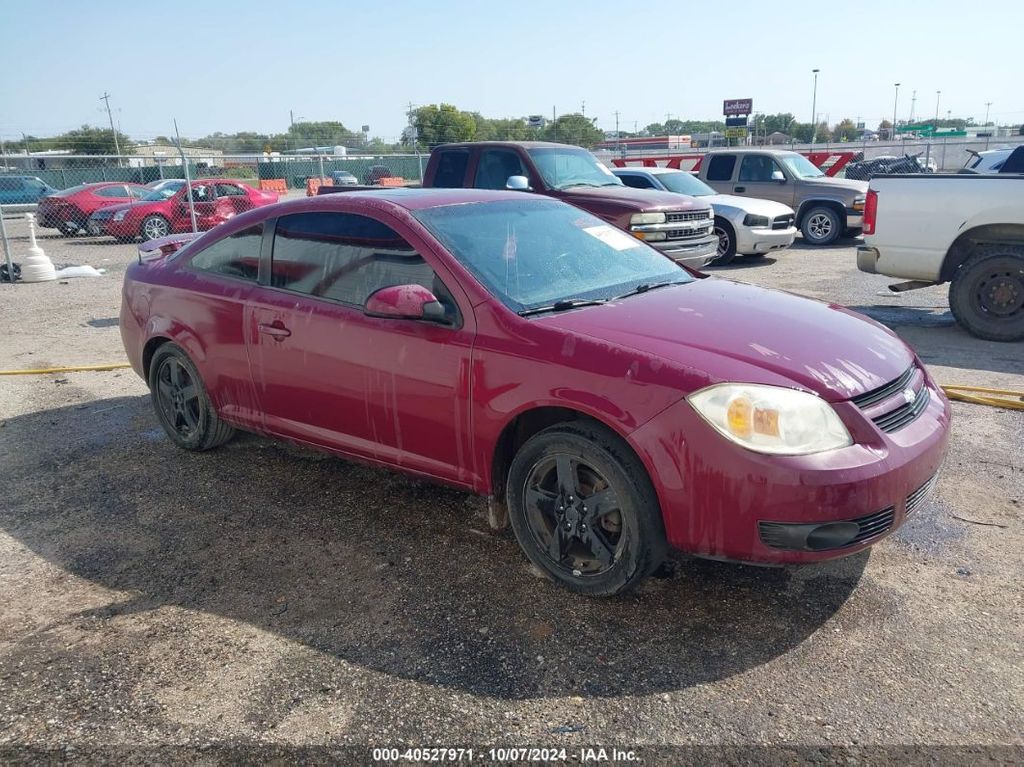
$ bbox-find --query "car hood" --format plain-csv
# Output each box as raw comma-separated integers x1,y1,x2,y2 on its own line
800,176,868,196
559,185,710,212
703,194,794,218
536,278,912,402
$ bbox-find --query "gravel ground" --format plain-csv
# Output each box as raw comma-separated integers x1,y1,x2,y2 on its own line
0,218,1021,761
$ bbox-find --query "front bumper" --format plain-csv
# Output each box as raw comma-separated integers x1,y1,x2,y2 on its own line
650,234,719,268
737,225,797,255
628,374,951,565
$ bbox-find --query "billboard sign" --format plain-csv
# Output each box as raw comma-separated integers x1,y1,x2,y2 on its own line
724,127,748,138
723,98,753,116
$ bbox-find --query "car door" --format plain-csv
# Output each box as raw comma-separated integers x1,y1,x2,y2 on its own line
244,209,476,484
702,154,738,194
215,182,254,218
473,148,532,190
186,182,221,230
734,154,795,206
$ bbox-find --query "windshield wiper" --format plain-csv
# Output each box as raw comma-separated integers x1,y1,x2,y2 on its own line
555,182,602,190
613,280,687,301
518,298,607,316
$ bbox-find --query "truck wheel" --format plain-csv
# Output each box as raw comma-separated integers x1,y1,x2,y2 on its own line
710,218,737,266
800,206,841,246
948,244,1024,342
505,421,667,596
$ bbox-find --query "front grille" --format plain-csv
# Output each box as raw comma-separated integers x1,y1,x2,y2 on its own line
851,366,915,408
666,210,709,224
850,506,896,544
905,474,938,516
665,226,713,241
872,386,930,433
772,214,795,230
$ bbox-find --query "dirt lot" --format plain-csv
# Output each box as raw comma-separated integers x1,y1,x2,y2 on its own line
0,217,1021,761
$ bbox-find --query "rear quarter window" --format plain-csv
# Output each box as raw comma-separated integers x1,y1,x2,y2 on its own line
705,155,737,181
432,150,470,188
187,224,263,281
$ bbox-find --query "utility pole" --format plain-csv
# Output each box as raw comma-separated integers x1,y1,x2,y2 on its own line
581,100,586,117
984,102,992,126
810,68,820,144
892,83,901,142
910,90,916,122
100,92,123,165
934,91,941,125
614,111,621,156
290,110,295,126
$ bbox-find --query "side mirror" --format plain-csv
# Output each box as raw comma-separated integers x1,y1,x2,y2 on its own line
506,175,531,191
364,284,447,322
771,170,786,183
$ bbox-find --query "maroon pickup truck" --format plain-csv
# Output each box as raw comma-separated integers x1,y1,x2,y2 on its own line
421,141,719,268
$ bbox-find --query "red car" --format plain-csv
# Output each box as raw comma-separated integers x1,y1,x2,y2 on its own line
120,189,951,596
90,178,278,242
37,182,150,235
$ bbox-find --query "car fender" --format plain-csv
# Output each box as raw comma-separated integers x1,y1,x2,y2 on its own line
795,196,849,224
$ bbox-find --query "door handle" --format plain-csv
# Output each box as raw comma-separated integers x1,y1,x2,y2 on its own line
258,322,291,339
734,186,746,193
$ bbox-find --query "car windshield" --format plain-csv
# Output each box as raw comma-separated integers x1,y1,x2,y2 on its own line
527,147,623,190
414,198,691,313
654,172,715,196
142,181,185,201
780,154,825,178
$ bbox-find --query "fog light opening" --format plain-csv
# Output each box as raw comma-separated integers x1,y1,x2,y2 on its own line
805,522,860,551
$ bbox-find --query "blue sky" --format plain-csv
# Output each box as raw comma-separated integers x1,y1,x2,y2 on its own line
0,0,1018,143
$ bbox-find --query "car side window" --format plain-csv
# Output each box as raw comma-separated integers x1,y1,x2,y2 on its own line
432,150,470,188
618,174,655,189
127,186,149,199
738,155,781,182
705,155,736,182
215,183,246,197
190,184,213,202
271,212,459,321
188,224,263,281
0,178,25,191
95,185,130,198
474,149,528,190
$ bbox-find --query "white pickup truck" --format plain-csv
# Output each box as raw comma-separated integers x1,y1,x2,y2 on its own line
857,174,1024,342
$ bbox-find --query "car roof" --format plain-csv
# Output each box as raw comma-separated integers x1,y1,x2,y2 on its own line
435,140,587,151
611,166,682,175
706,148,801,156
302,187,544,211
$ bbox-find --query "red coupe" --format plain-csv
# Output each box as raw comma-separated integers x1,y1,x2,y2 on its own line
36,181,150,235
120,189,950,595
89,178,278,242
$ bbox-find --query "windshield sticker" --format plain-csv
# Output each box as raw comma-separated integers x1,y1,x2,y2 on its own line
583,225,643,251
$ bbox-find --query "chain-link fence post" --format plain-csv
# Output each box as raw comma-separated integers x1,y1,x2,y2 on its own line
0,201,14,286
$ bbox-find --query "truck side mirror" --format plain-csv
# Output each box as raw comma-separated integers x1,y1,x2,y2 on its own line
506,175,531,191
771,170,786,183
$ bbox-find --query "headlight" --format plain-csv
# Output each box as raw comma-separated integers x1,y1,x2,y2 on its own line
113,210,127,221
853,196,866,212
687,383,852,455
630,212,666,225
743,214,771,228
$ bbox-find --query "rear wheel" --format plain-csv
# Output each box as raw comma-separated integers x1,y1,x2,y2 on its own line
800,206,841,246
948,244,1024,342
149,344,235,451
506,421,666,596
141,215,170,241
709,218,737,266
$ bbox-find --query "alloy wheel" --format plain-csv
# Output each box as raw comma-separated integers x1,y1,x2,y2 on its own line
155,357,201,439
715,226,730,257
143,217,169,240
807,213,833,241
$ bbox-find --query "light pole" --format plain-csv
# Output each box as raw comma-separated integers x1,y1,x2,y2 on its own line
984,102,992,126
810,68,820,144
892,83,900,141
934,90,941,125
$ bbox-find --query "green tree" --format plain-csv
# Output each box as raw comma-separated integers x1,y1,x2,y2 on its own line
543,113,604,147
761,113,796,135
286,120,357,148
833,118,858,142
877,119,893,140
51,124,134,155
790,122,814,143
412,104,477,148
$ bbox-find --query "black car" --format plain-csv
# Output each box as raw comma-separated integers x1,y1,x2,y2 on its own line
363,165,394,185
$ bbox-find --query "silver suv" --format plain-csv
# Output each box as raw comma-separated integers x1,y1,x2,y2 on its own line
697,149,867,246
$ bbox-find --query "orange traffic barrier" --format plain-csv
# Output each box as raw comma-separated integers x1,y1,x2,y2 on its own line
259,179,288,194
306,177,333,196
377,177,407,187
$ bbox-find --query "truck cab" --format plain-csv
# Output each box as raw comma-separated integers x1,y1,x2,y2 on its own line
423,141,719,269
697,149,867,246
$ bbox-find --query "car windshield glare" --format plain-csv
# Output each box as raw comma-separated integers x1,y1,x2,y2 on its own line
414,199,691,313
656,172,715,196
527,147,623,190
781,155,824,178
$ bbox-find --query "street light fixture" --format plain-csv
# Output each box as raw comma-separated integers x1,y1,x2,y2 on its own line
810,69,820,144
892,83,901,141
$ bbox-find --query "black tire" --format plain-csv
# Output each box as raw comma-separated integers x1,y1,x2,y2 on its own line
843,227,863,239
800,205,841,246
148,343,235,451
948,244,1024,342
140,214,170,241
56,214,83,237
506,421,667,597
709,218,738,266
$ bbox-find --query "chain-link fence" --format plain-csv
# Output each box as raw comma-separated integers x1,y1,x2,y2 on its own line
0,151,428,192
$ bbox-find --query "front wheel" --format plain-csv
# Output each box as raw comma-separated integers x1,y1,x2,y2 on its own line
141,214,170,241
948,244,1024,342
149,343,236,451
709,218,737,266
506,421,667,596
800,206,841,246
